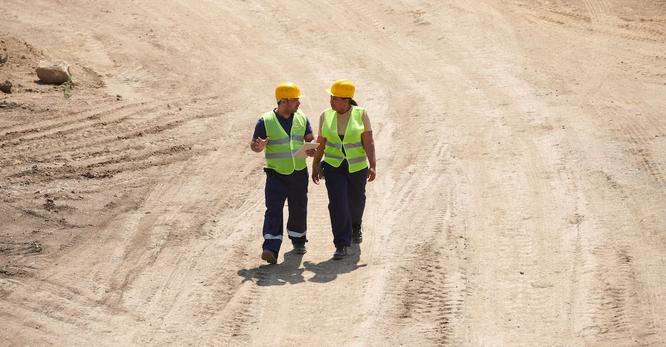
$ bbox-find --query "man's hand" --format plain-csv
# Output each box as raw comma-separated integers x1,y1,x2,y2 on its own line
251,137,268,152
305,143,319,157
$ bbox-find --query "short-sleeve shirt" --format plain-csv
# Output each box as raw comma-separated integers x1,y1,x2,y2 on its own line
253,109,313,140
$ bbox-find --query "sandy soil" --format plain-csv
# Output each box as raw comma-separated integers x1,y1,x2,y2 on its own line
1,0,665,345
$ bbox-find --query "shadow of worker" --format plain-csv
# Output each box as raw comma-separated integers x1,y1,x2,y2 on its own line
237,249,306,286
303,244,367,283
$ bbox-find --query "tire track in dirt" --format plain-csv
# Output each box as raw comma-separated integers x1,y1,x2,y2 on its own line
581,0,608,23
570,170,660,344
331,2,477,344
407,2,588,343
619,21,666,42
7,145,196,182
1,96,217,157
18,110,215,161
14,163,267,344
1,85,251,344
0,275,142,341
0,306,90,345
5,122,212,182
0,101,144,137
172,211,267,345
621,121,666,188
0,101,158,145
509,1,665,44
553,104,663,345
363,76,467,344
110,164,267,344
380,191,468,346
306,4,467,339
209,270,267,345
1,101,222,184
1,106,162,156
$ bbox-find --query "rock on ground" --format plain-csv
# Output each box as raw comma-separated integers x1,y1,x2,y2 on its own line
0,80,11,93
36,61,71,84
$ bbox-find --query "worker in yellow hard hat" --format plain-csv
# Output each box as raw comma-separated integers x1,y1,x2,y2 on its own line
311,79,377,259
251,82,317,264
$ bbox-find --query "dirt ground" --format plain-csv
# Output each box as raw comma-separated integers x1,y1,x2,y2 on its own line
1,0,665,345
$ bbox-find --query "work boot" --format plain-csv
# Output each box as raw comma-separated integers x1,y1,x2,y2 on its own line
333,246,348,260
293,243,307,255
352,227,363,244
261,249,277,264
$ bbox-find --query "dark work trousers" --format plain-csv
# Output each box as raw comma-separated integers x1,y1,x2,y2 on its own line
262,168,308,254
322,160,368,248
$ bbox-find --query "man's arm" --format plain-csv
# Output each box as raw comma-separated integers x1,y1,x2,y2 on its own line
250,118,268,152
304,118,315,142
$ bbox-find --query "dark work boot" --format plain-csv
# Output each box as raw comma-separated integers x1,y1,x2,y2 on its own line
293,243,307,255
261,249,277,264
333,246,348,260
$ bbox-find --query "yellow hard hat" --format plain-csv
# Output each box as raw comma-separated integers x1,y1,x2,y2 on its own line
327,79,355,98
275,82,303,100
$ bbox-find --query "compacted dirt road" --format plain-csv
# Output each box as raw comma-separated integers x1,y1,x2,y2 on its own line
1,0,665,345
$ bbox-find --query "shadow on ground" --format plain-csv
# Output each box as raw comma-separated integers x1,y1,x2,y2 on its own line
237,244,366,286
303,244,366,283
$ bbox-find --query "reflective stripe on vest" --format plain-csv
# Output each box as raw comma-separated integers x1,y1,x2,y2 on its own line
262,110,307,175
321,106,368,173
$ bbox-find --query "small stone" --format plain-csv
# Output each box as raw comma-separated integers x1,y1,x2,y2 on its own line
44,198,57,211
0,80,11,94
29,241,43,253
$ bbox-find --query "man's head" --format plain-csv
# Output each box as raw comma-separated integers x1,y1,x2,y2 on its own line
275,82,302,114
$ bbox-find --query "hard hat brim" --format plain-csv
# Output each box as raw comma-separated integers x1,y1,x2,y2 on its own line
326,88,345,97
276,95,305,100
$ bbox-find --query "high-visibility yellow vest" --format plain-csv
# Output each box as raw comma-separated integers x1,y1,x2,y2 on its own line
322,106,368,173
262,110,307,175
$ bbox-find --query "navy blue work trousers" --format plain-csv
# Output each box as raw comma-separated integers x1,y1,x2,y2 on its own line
322,161,368,248
262,168,308,254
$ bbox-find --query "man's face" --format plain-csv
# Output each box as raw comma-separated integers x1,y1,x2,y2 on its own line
282,98,300,113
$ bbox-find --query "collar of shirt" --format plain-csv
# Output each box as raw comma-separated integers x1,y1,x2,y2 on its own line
273,108,294,120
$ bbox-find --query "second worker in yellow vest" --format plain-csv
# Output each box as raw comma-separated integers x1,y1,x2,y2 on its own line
312,79,377,260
